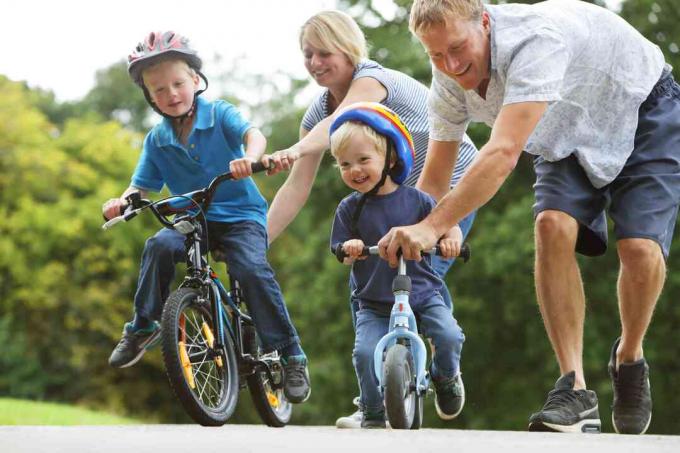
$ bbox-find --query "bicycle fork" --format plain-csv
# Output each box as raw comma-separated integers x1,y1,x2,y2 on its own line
373,257,429,395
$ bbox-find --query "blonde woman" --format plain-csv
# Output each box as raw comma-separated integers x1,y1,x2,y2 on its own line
264,10,478,427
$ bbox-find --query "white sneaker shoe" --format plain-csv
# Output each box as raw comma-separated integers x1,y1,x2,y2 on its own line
336,397,363,429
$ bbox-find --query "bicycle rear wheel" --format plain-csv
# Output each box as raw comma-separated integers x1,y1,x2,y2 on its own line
161,287,239,426
243,324,292,427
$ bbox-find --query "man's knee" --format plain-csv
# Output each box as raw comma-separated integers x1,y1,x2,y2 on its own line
535,210,579,248
352,343,374,372
617,238,664,271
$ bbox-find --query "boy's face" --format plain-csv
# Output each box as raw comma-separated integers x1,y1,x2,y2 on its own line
417,12,491,91
143,60,200,117
334,132,387,194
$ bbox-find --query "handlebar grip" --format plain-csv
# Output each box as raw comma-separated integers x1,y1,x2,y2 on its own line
251,161,275,174
333,244,371,262
433,243,471,262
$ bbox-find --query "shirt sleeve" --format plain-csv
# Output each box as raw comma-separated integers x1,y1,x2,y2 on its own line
130,132,164,192
502,29,569,105
217,101,252,150
428,69,470,142
301,94,326,132
353,61,396,104
330,197,354,254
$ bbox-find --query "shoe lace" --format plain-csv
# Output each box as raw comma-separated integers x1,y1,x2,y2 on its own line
434,376,461,397
542,389,582,411
285,362,307,386
613,371,646,407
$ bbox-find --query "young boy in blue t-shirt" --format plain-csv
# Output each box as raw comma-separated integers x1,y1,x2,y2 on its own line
329,102,466,427
101,31,309,403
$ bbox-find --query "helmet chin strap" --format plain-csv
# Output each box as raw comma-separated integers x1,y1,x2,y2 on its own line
349,142,393,238
142,70,209,121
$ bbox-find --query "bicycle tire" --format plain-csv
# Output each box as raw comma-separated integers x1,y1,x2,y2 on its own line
383,344,418,429
161,287,239,426
243,324,292,427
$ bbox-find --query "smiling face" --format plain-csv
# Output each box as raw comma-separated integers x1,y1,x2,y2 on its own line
142,59,200,117
417,12,491,91
302,42,355,90
332,125,397,195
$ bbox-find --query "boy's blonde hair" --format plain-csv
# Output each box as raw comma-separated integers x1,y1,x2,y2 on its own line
409,0,484,35
300,10,368,66
141,55,196,82
331,121,389,161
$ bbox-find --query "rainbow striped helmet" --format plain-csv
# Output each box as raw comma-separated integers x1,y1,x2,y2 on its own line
329,102,415,184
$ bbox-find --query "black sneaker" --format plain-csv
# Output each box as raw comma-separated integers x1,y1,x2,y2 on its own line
528,371,601,433
361,410,386,429
282,355,311,403
108,321,161,368
433,373,465,420
608,337,652,434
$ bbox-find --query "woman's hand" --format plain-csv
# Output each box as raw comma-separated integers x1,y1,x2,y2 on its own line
262,147,301,175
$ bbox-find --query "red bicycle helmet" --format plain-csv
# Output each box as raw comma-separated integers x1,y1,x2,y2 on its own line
128,31,202,86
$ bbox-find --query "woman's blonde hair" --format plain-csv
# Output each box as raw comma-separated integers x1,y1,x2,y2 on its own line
331,121,388,161
300,10,368,66
409,0,484,36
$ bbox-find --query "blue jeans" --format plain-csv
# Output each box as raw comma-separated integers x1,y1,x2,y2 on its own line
349,210,477,328
133,221,300,353
353,295,465,413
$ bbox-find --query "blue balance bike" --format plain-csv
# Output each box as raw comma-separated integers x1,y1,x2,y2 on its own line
335,244,470,429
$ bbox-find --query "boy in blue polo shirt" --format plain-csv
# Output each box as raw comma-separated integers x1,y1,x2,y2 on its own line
101,31,310,403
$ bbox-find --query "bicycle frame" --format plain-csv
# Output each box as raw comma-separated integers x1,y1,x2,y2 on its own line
372,256,429,395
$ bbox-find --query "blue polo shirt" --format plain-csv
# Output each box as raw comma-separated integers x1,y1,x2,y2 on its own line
131,97,268,226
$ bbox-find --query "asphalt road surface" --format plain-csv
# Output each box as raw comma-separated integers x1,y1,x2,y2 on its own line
2,425,680,453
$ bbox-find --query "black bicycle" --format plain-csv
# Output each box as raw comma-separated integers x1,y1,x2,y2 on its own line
102,162,291,426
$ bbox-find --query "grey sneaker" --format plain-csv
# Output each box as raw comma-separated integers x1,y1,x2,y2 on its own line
336,397,363,429
609,337,652,434
528,371,601,433
433,373,465,420
108,321,161,368
282,355,311,403
361,410,386,429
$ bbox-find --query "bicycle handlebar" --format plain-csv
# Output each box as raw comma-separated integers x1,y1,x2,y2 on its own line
102,161,272,230
333,243,471,264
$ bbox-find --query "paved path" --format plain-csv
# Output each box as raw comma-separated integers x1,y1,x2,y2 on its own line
2,425,679,453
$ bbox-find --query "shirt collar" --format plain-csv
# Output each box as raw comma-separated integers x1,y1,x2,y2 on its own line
155,96,214,147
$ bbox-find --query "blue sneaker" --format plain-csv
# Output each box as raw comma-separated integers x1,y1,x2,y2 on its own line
108,321,161,368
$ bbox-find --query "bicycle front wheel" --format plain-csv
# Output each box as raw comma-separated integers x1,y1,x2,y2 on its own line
243,324,292,427
383,344,420,429
161,287,239,426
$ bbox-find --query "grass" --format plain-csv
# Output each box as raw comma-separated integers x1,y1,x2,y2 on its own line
0,398,141,425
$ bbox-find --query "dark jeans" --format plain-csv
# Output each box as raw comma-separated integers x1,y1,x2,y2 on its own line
133,221,300,353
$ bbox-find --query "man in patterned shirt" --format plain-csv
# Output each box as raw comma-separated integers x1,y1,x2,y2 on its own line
379,0,680,434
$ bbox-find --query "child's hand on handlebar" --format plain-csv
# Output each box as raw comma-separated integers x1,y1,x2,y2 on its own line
343,239,367,264
102,197,126,221
262,147,301,176
230,157,257,179
438,225,463,258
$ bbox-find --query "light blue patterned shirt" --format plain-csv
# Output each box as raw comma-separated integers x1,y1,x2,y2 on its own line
428,0,666,188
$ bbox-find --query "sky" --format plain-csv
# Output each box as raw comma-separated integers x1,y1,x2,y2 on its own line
0,0,336,102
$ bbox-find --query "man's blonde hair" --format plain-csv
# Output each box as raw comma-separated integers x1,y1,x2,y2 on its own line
300,10,368,66
409,0,484,35
330,121,388,161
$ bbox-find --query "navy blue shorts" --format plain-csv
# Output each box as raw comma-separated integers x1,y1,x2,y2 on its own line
533,68,680,258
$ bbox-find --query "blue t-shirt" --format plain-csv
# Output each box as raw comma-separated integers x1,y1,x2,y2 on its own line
131,97,268,226
330,186,443,305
